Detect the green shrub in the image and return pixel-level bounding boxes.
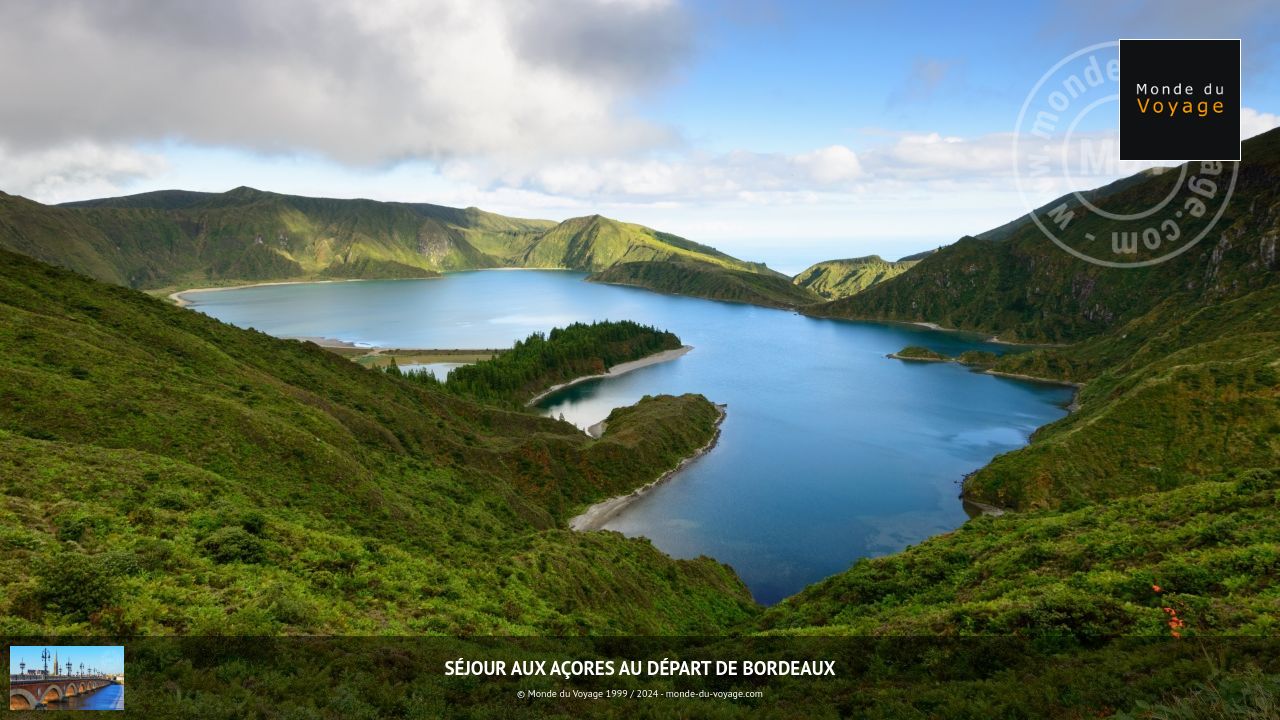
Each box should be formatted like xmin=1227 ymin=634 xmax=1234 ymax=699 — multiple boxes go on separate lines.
xmin=34 ymin=552 xmax=118 ymax=620
xmin=200 ymin=526 xmax=266 ymax=564
xmin=55 ymin=510 xmax=114 ymax=544
xmin=132 ymin=538 xmax=176 ymax=571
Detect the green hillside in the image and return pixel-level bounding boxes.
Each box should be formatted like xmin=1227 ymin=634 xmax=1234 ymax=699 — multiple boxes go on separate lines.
xmin=792 ymin=255 xmax=917 ymax=300
xmin=0 ymin=247 xmax=755 ymax=635
xmin=805 ymin=129 xmax=1280 ymax=344
xmin=516 ymin=214 xmax=766 ymax=273
xmin=2 ymin=136 xmax=1277 ymax=720
xmin=762 ymin=467 xmax=1280 ymax=637
xmin=804 ymin=129 xmax=1280 ymax=512
xmin=737 ymin=138 xmax=1280 ymax=715
xmin=0 ymin=188 xmax=775 ymax=293
xmin=590 ymin=260 xmax=819 ymax=308
xmin=964 ymin=284 xmax=1280 ymax=510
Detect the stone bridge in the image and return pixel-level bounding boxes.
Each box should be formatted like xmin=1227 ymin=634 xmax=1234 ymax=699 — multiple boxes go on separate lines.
xmin=9 ymin=676 xmax=116 ymax=710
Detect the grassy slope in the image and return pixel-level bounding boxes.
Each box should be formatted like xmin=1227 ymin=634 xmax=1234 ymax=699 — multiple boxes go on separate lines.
xmin=0 ymin=188 xmax=784 ymax=295
xmin=589 ymin=260 xmax=819 ymax=308
xmin=785 ymin=129 xmax=1280 ymax=511
xmin=519 ymin=215 xmax=764 ymax=273
xmin=761 ymin=468 xmax=1280 ymax=636
xmin=792 ymin=255 xmax=917 ymax=300
xmin=0 ymin=247 xmax=755 ymax=635
xmin=805 ymin=129 xmax=1280 ymax=344
xmin=761 ymin=133 xmax=1280 ymax=698
xmin=967 ymin=286 xmax=1280 ymax=510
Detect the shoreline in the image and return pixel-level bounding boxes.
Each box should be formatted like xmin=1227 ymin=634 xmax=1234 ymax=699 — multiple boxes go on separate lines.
xmin=957 ymin=467 xmax=1016 ymax=519
xmin=587 ymin=277 xmax=801 ymax=311
xmin=526 ymin=345 xmax=694 ymax=406
xmin=960 ymin=495 xmax=1008 ymax=518
xmin=166 ymin=275 xmax=445 ymax=308
xmin=569 ymin=404 xmax=726 ymax=532
xmin=982 ymin=369 xmax=1082 ymax=388
xmin=885 ymin=348 xmax=1084 ymax=413
xmin=984 ymin=369 xmax=1083 ymax=413
xmin=908 ymin=320 xmax=1054 ymax=347
xmin=586 ymin=420 xmax=608 ymax=439
xmin=167 ymin=278 xmax=370 ymax=308
xmin=886 ymin=351 xmax=949 ymax=363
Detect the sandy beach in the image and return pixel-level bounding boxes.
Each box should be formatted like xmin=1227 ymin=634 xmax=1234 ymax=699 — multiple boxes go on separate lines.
xmin=569 ymin=404 xmax=726 ymax=532
xmin=961 ymin=497 xmax=1007 ymax=517
xmin=910 ymin=321 xmax=946 ymax=331
xmin=167 ymin=279 xmax=368 ymax=308
xmin=167 ymin=275 xmax=446 ymax=308
xmin=526 ymin=345 xmax=693 ymax=406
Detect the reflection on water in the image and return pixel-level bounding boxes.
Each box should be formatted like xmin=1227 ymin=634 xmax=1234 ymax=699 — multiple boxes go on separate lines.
xmin=55 ymin=684 xmax=124 ymax=710
xmin=186 ymin=271 xmax=1073 ymax=604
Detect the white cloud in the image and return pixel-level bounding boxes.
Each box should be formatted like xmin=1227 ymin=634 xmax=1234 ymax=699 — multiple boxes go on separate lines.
xmin=792 ymin=146 xmax=863 ymax=183
xmin=443 ymin=144 xmax=866 ymax=202
xmin=0 ymin=142 xmax=168 ymax=205
xmin=1242 ymin=108 xmax=1280 ymax=139
xmin=0 ymin=0 xmax=690 ymax=166
xmin=863 ymin=132 xmax=1012 ymax=178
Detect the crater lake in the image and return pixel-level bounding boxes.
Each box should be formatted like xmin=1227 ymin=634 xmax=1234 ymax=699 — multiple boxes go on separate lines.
xmin=180 ymin=271 xmax=1073 ymax=604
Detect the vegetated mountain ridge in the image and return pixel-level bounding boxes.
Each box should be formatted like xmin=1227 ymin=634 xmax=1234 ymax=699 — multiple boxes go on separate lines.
xmin=518 ymin=214 xmax=764 ymax=273
xmin=806 ymin=128 xmax=1280 ymax=344
xmin=1 ymin=142 xmax=1277 ymax=720
xmin=588 ymin=259 xmax=819 ymax=308
xmin=754 ymin=133 xmax=1280 ymax=714
xmin=812 ymin=129 xmax=1280 ymax=509
xmin=792 ymin=254 xmax=918 ymax=300
xmin=0 ymin=186 xmax=767 ymax=290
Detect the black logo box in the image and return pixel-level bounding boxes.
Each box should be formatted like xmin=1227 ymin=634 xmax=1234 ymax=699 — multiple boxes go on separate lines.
xmin=1120 ymin=39 xmax=1241 ymax=161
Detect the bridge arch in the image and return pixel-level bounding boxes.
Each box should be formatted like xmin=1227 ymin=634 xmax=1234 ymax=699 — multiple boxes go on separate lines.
xmin=9 ymin=689 xmax=38 ymax=710
xmin=41 ymin=684 xmax=64 ymax=705
xmin=64 ymin=683 xmax=78 ymax=697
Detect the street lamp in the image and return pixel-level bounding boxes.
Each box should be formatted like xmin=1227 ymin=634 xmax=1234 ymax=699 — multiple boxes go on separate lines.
xmin=18 ymin=661 xmax=25 ymax=676
xmin=65 ymin=660 xmax=72 ymax=676
xmin=41 ymin=649 xmax=49 ymax=677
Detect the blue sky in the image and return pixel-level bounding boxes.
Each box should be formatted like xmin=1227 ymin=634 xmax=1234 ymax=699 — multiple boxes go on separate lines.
xmin=9 ymin=646 xmax=124 ymax=675
xmin=0 ymin=0 xmax=1277 ymax=272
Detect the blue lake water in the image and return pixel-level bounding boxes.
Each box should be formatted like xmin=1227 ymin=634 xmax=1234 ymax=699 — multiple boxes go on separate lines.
xmin=183 ymin=271 xmax=1072 ymax=604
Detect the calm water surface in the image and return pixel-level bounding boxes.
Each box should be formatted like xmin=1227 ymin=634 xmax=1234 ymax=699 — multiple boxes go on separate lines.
xmin=53 ymin=684 xmax=124 ymax=710
xmin=185 ymin=272 xmax=1072 ymax=603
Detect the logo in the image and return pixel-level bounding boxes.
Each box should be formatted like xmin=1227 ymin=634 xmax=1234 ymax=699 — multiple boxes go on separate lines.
xmin=1120 ymin=39 xmax=1241 ymax=161
xmin=1013 ymin=41 xmax=1238 ymax=268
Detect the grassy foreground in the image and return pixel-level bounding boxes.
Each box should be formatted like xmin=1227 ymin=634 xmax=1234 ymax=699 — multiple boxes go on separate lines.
xmin=0 ymin=248 xmax=754 ymax=636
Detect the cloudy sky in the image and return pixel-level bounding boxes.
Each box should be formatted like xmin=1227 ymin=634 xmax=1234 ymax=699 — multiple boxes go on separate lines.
xmin=2 ymin=0 xmax=1278 ymax=272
